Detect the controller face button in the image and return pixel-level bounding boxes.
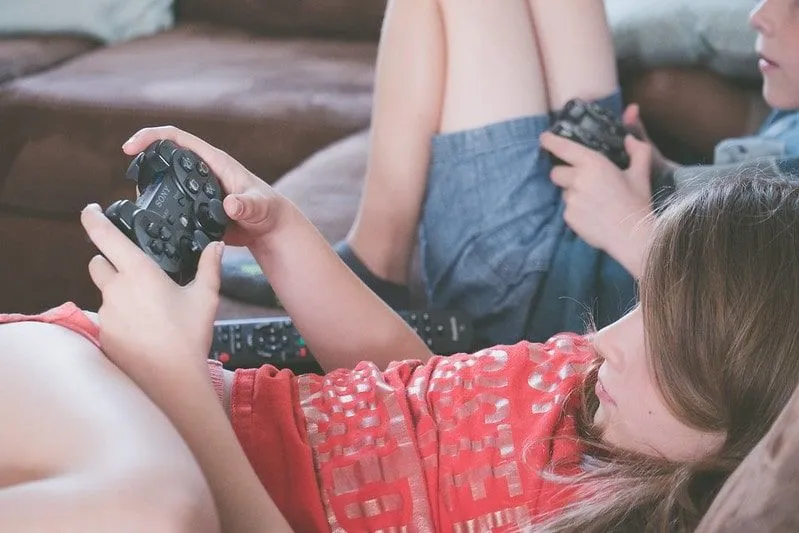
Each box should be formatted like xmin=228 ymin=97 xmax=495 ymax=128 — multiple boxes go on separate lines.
xmin=179 ymin=214 xmax=190 ymax=227
xmin=149 ymin=239 xmax=165 ymax=255
xmin=159 ymin=227 xmax=173 ymax=241
xmin=187 ymin=177 xmax=201 ymax=194
xmin=164 ymin=243 xmax=177 ymax=258
xmin=198 ymin=161 xmax=210 ymax=176
xmin=203 ymin=182 xmax=217 ymax=198
xmin=180 ymin=155 xmax=195 ymax=172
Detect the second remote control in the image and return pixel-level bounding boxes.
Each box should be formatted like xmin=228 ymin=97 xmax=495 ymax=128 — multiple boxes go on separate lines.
xmin=210 ymin=309 xmax=474 ymax=372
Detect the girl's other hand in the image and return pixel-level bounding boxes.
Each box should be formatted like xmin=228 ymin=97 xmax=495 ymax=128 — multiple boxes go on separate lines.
xmin=81 ymin=203 xmax=223 ymax=382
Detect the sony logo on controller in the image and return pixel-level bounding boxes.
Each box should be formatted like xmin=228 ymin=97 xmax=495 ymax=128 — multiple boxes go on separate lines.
xmin=155 ymin=184 xmax=171 ymax=208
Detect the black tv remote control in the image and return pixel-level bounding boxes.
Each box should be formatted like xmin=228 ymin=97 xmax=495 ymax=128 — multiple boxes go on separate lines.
xmin=210 ymin=309 xmax=474 ymax=372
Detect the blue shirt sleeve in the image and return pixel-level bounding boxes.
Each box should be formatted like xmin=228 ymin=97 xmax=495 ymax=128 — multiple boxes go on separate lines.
xmin=715 ymin=109 xmax=799 ymax=163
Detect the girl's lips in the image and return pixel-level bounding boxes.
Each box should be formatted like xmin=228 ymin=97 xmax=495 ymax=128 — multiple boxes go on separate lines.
xmin=595 ymin=379 xmax=616 ymax=406
xmin=759 ymin=55 xmax=779 ymax=71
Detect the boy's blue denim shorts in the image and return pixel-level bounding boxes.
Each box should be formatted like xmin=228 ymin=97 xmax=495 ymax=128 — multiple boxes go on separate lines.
xmin=419 ymin=91 xmax=637 ymax=345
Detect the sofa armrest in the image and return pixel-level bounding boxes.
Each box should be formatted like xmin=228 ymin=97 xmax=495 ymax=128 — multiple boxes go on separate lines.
xmin=0 ymin=35 xmax=97 ymax=85
xmin=175 ymin=0 xmax=386 ymax=40
xmin=697 ymin=382 xmax=799 ymax=532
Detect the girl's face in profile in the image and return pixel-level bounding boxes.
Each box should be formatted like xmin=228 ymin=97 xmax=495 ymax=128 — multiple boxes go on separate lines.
xmin=751 ymin=0 xmax=799 ymax=109
xmin=590 ymin=308 xmax=725 ymax=461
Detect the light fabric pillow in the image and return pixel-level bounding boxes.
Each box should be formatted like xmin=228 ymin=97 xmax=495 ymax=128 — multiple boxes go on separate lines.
xmin=0 ymin=0 xmax=174 ymax=44
xmin=606 ymin=0 xmax=759 ymax=81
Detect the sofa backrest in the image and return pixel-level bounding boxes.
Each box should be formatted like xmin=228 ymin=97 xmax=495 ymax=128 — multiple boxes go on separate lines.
xmin=176 ymin=0 xmax=387 ymax=41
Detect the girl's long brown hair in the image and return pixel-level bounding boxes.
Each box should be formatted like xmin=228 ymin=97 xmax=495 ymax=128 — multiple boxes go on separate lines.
xmin=535 ymin=174 xmax=799 ymax=532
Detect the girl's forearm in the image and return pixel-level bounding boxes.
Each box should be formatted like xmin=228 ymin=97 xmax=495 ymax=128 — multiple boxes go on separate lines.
xmin=249 ymin=202 xmax=434 ymax=371
xmin=142 ymin=366 xmax=294 ymax=533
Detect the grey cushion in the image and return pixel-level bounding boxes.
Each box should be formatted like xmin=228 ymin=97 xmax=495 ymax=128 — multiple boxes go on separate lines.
xmin=607 ymin=0 xmax=759 ymax=81
xmin=0 ymin=0 xmax=174 ymax=44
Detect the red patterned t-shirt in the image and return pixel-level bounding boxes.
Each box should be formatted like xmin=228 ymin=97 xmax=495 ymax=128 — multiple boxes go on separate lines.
xmin=232 ymin=334 xmax=595 ymax=532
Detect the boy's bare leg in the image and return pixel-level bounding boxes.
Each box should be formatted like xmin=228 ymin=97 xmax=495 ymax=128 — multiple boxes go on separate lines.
xmin=347 ymin=0 xmax=550 ymax=283
xmin=346 ymin=0 xmax=446 ymax=284
xmin=0 ymin=322 xmax=217 ymax=532
xmin=527 ymin=0 xmax=618 ymax=109
xmin=437 ymin=0 xmax=549 ymax=132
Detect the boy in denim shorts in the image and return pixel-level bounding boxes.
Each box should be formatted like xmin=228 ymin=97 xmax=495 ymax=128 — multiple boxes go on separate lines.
xmin=225 ymin=0 xmax=799 ymax=347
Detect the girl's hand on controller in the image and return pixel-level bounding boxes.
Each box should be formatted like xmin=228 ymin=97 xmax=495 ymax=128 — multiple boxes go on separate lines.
xmin=540 ymin=129 xmax=654 ymax=278
xmin=81 ymin=203 xmax=223 ymax=382
xmin=122 ymin=126 xmax=291 ymax=250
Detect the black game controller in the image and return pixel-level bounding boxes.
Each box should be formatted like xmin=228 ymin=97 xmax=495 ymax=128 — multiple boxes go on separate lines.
xmin=105 ymin=139 xmax=227 ymax=284
xmin=549 ymin=99 xmax=631 ymax=169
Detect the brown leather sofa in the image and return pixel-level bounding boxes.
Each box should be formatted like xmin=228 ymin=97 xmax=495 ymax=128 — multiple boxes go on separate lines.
xmin=0 ymin=0 xmax=386 ymax=314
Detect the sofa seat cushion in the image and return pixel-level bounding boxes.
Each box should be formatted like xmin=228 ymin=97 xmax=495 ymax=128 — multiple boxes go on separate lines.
xmin=0 ymin=35 xmax=97 ymax=85
xmin=0 ymin=23 xmax=376 ymax=215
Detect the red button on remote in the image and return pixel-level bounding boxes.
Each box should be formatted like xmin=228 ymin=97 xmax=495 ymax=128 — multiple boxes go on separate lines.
xmin=219 ymin=352 xmax=231 ymax=364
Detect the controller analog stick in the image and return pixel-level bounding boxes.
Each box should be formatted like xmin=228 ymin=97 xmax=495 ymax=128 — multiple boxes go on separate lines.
xmin=193 ymin=230 xmax=211 ymax=251
xmin=198 ymin=199 xmax=227 ymax=234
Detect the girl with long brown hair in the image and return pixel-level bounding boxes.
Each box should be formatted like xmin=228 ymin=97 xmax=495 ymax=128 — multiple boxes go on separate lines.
xmin=3 ymin=129 xmax=799 ymax=532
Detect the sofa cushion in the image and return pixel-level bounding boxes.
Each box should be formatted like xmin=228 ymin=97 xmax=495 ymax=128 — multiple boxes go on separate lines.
xmin=1 ymin=0 xmax=174 ymax=44
xmin=0 ymin=23 xmax=376 ymax=216
xmin=0 ymin=35 xmax=97 ymax=85
xmin=177 ymin=0 xmax=387 ymax=40
xmin=697 ymin=381 xmax=799 ymax=531
xmin=607 ymin=0 xmax=759 ymax=81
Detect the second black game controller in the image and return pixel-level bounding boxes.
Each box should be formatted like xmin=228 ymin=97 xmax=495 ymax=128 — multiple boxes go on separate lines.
xmin=548 ymin=98 xmax=631 ymax=169
xmin=105 ymin=139 xmax=227 ymax=284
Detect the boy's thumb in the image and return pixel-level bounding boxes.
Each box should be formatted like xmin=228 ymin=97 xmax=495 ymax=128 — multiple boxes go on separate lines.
xmin=622 ymin=103 xmax=650 ymax=142
xmin=625 ymin=135 xmax=652 ymax=178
